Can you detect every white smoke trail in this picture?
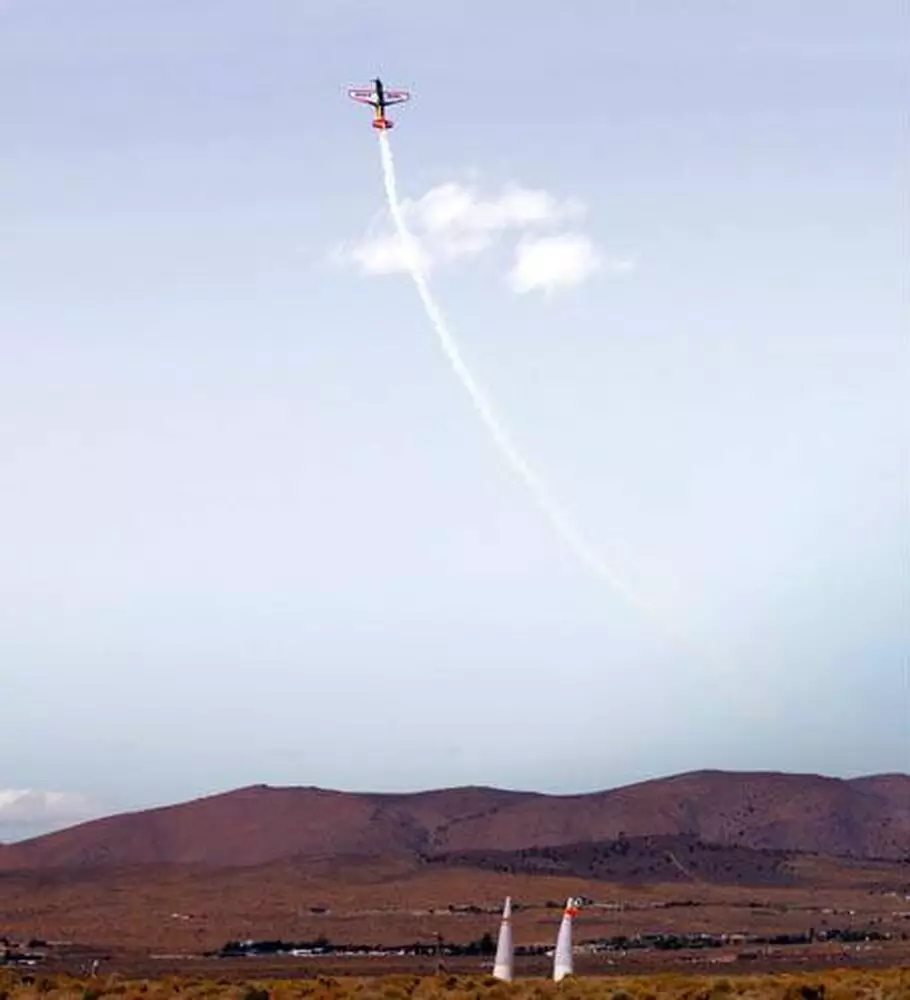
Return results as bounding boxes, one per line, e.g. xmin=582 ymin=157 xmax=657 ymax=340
xmin=376 ymin=132 xmax=682 ymax=641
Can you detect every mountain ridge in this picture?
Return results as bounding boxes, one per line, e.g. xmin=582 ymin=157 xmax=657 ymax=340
xmin=1 ymin=768 xmax=907 ymax=872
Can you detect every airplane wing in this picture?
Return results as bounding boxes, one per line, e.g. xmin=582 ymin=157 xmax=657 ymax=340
xmin=382 ymin=89 xmax=411 ymax=105
xmin=348 ymin=87 xmax=378 ymax=105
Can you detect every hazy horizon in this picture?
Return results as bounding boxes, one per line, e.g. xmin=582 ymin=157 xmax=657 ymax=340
xmin=2 ymin=0 xmax=907 ymax=844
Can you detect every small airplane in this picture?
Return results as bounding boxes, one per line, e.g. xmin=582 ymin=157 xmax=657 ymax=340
xmin=347 ymin=77 xmax=411 ymax=130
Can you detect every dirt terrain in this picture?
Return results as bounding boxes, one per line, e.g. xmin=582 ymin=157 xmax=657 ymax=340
xmin=2 ymin=848 xmax=908 ymax=955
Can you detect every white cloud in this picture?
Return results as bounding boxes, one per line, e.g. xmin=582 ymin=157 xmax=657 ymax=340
xmin=334 ymin=179 xmax=618 ymax=294
xmin=509 ymin=234 xmax=636 ymax=295
xmin=507 ymin=234 xmax=598 ymax=295
xmin=413 ymin=182 xmax=584 ymax=242
xmin=344 ymin=230 xmax=426 ymax=276
xmin=0 ymin=788 xmax=103 ymax=842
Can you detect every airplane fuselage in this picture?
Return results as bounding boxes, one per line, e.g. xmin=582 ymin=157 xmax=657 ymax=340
xmin=348 ymin=76 xmax=411 ymax=131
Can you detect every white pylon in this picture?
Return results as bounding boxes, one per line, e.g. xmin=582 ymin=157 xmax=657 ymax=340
xmin=492 ymin=896 xmax=514 ymax=981
xmin=553 ymin=897 xmax=579 ymax=982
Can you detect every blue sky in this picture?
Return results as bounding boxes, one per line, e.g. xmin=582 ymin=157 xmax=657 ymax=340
xmin=1 ymin=0 xmax=907 ymax=841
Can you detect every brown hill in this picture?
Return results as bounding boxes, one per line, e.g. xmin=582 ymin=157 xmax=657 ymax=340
xmin=428 ymin=834 xmax=804 ymax=887
xmin=0 ymin=769 xmax=907 ymax=872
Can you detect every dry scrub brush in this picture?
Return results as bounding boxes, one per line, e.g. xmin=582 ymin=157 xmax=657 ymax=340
xmin=0 ymin=969 xmax=908 ymax=1000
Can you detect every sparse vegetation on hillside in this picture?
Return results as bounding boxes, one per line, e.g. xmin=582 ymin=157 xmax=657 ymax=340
xmin=2 ymin=771 xmax=908 ymax=872
xmin=1 ymin=970 xmax=908 ymax=1000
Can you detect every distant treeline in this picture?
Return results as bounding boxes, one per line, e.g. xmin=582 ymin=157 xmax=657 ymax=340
xmin=212 ymin=935 xmax=557 ymax=959
xmin=591 ymin=928 xmax=901 ymax=952
xmin=212 ymin=925 xmax=901 ymax=961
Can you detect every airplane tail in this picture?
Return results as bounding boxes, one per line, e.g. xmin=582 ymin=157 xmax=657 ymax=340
xmin=492 ymin=896 xmax=514 ymax=981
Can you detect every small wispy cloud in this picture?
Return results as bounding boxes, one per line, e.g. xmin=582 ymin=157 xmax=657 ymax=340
xmin=333 ymin=179 xmax=630 ymax=295
xmin=508 ymin=234 xmax=635 ymax=296
xmin=508 ymin=234 xmax=601 ymax=295
xmin=0 ymin=788 xmax=103 ymax=842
